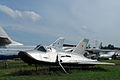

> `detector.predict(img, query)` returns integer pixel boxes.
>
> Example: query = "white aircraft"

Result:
[19,38,115,73]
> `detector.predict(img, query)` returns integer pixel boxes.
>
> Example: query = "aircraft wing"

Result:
[0,27,23,46]
[78,61,115,65]
[86,49,117,53]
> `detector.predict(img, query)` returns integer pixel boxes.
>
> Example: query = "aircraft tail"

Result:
[99,42,102,49]
[94,40,103,49]
[0,27,23,46]
[50,37,64,49]
[72,38,89,55]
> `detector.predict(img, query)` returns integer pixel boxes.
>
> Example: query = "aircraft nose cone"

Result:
[18,51,40,64]
[18,51,28,59]
[18,51,33,64]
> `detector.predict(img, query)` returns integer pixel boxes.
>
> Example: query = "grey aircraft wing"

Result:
[78,61,115,65]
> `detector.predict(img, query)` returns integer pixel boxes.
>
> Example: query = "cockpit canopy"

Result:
[34,45,47,52]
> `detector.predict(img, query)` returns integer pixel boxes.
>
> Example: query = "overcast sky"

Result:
[0,0,120,46]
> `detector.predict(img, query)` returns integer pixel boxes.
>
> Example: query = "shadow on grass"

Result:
[8,68,63,76]
[8,66,108,76]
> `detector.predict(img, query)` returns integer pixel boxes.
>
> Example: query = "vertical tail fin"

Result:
[50,37,64,49]
[0,27,23,46]
[99,42,102,49]
[94,40,99,49]
[94,40,102,49]
[72,38,89,55]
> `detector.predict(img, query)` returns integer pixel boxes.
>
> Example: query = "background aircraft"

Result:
[63,40,120,60]
[0,27,23,47]
[0,27,35,60]
[86,42,119,60]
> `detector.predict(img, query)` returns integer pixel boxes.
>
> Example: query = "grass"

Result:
[0,60,120,80]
